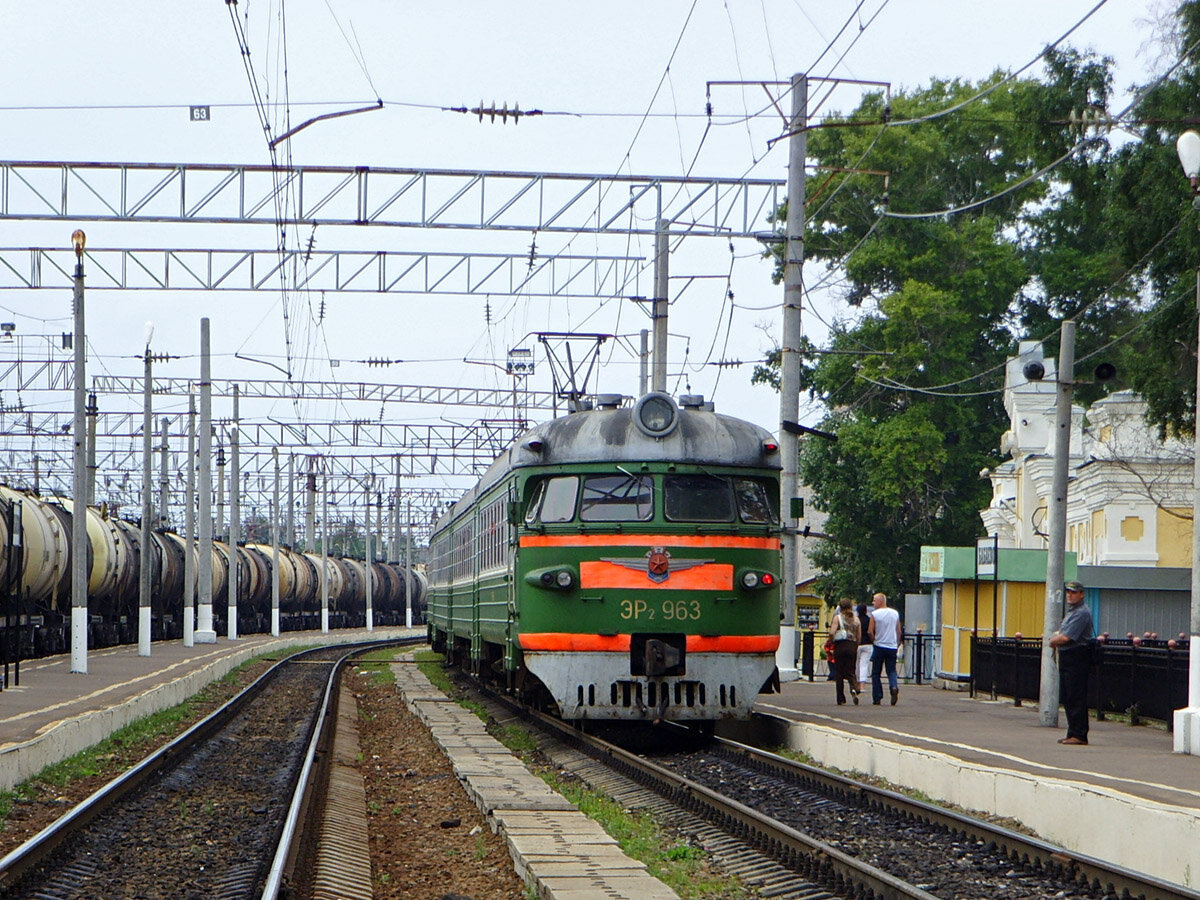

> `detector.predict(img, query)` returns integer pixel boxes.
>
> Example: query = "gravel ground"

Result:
[352,665,528,900]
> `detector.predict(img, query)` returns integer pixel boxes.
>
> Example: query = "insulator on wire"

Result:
[457,101,542,124]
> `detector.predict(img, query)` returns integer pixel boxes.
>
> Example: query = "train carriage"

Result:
[428,392,783,724]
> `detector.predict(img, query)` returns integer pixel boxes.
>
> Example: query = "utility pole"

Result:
[1039,320,1075,727]
[183,392,196,647]
[195,317,216,643]
[652,217,669,392]
[227,385,240,640]
[777,74,807,682]
[70,230,88,674]
[138,333,153,657]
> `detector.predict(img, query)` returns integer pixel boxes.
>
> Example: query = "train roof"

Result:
[435,393,780,528]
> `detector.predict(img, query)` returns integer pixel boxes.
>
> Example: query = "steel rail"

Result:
[482,688,940,900]
[713,734,1200,900]
[0,637,421,898]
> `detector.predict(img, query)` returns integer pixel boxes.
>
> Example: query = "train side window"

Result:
[523,480,546,525]
[734,477,779,524]
[528,476,578,524]
[664,474,735,522]
[579,474,653,522]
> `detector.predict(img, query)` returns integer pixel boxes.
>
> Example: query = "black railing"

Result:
[970,636,1191,729]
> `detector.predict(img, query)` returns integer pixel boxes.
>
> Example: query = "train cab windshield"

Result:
[523,472,778,525]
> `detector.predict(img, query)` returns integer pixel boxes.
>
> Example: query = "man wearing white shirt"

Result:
[867,592,902,706]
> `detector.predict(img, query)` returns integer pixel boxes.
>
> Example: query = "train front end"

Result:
[512,393,783,723]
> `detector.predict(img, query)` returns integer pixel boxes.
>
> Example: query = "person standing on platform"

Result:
[868,592,902,705]
[1049,580,1094,746]
[828,597,861,705]
[855,602,873,695]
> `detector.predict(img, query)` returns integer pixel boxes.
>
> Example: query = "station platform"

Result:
[753,677,1200,893]
[0,626,420,791]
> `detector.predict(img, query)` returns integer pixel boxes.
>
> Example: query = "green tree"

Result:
[757,56,1121,601]
[1099,1,1200,438]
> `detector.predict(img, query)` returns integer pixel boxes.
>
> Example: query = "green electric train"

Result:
[427,391,784,724]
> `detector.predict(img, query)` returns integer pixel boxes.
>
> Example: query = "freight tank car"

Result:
[427,392,783,725]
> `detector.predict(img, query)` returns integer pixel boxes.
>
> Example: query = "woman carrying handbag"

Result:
[829,597,862,705]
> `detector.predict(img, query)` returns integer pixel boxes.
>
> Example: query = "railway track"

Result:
[0,638,421,900]
[471,680,1200,900]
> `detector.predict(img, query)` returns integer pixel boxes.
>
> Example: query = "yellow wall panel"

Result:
[1157,506,1191,569]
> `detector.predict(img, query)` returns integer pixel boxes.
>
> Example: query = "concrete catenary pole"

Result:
[195,317,216,643]
[227,385,240,640]
[365,479,374,632]
[70,230,88,674]
[138,338,153,657]
[183,391,196,647]
[271,446,281,637]
[286,453,295,549]
[85,392,98,506]
[405,499,414,629]
[305,455,317,553]
[1038,319,1076,727]
[652,217,669,393]
[215,444,225,542]
[321,462,329,633]
[776,74,807,682]
[158,416,170,528]
[639,329,649,397]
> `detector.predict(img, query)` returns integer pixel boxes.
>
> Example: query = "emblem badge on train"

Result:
[600,547,715,583]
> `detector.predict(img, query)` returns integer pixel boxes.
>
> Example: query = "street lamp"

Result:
[1174,130,1200,755]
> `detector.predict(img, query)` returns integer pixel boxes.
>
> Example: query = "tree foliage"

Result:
[758,50,1134,602]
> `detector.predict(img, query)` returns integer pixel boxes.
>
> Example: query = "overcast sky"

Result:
[0,1,1164,518]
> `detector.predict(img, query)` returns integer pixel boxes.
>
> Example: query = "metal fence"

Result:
[798,629,941,684]
[970,636,1191,729]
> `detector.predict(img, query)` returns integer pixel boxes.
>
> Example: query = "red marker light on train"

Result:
[761,573,775,586]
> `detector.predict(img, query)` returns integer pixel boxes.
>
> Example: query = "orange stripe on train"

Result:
[520,534,780,549]
[580,560,733,591]
[517,633,780,653]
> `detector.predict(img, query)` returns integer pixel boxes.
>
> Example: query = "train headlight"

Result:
[633,392,679,438]
[742,571,760,589]
[526,566,577,592]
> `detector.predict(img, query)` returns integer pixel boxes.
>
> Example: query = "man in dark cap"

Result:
[1049,581,1094,745]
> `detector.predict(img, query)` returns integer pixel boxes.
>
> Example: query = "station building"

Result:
[919,341,1193,684]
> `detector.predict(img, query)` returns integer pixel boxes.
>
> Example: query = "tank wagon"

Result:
[427,392,783,725]
[0,486,426,658]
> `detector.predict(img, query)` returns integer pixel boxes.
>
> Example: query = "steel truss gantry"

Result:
[0,161,785,237]
[0,246,645,299]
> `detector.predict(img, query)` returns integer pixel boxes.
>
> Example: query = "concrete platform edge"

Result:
[770,713,1200,892]
[392,660,681,900]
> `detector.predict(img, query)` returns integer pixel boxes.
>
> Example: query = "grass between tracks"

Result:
[409,649,752,900]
